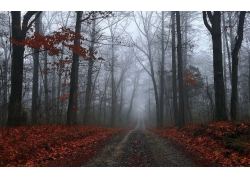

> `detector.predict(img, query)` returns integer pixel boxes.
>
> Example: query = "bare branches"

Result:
[203,11,212,34]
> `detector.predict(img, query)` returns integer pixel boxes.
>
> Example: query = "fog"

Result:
[1,11,250,129]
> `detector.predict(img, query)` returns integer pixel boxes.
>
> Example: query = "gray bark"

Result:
[230,12,246,121]
[203,11,228,122]
[83,13,96,125]
[0,36,10,125]
[67,11,83,125]
[171,11,179,127]
[8,11,40,126]
[176,11,185,128]
[159,11,164,129]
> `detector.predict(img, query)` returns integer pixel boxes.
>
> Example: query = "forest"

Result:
[1,11,250,167]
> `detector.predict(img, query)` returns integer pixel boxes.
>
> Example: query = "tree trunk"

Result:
[67,11,82,125]
[8,11,37,126]
[203,11,228,122]
[31,12,41,125]
[110,39,116,127]
[183,12,189,124]
[248,53,250,117]
[223,12,232,83]
[159,11,165,129]
[119,80,124,125]
[171,11,179,127]
[176,11,185,128]
[83,13,96,125]
[230,12,246,121]
[1,36,10,126]
[126,75,139,122]
[222,13,228,108]
[51,56,56,123]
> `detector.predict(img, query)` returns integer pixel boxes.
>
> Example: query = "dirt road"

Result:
[82,118,195,167]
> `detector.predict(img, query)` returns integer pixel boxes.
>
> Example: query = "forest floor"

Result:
[1,119,250,167]
[83,119,194,166]
[83,119,250,167]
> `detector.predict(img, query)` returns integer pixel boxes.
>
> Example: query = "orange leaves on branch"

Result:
[12,26,105,64]
[183,69,199,86]
[59,93,69,102]
[61,82,68,87]
[12,27,87,57]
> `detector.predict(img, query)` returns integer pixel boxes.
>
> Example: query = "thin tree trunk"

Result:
[56,50,64,122]
[83,13,96,125]
[51,57,56,122]
[126,75,139,121]
[176,11,185,128]
[183,12,189,124]
[171,11,179,127]
[222,12,228,108]
[67,11,83,125]
[44,51,50,123]
[230,11,246,121]
[119,80,124,125]
[248,53,250,117]
[223,13,232,83]
[159,11,165,129]
[1,37,10,125]
[148,84,151,122]
[110,39,116,127]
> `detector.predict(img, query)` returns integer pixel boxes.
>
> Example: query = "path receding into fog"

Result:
[82,117,195,167]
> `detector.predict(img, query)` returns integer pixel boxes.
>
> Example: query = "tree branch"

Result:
[232,11,246,55]
[203,11,212,34]
[207,11,213,24]
[22,11,41,34]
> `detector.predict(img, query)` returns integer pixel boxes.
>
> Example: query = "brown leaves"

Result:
[0,125,123,167]
[183,69,199,86]
[151,121,250,167]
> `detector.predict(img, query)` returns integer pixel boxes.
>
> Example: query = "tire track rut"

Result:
[83,118,195,167]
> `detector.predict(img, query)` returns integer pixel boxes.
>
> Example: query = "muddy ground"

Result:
[82,118,195,167]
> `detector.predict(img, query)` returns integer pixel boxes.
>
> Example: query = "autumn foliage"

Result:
[0,125,123,167]
[151,121,250,166]
[183,69,199,86]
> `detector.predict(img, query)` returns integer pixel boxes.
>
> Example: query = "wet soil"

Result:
[82,119,195,167]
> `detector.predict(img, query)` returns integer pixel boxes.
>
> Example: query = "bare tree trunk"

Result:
[8,11,38,126]
[43,51,50,123]
[230,12,246,121]
[248,53,250,117]
[176,11,185,128]
[159,11,165,129]
[83,13,96,125]
[98,73,110,124]
[110,39,116,127]
[56,50,64,123]
[183,12,189,124]
[222,13,228,109]
[1,36,10,126]
[171,11,179,127]
[40,14,50,124]
[118,80,124,125]
[203,11,228,122]
[51,56,56,123]
[126,75,139,122]
[223,13,232,83]
[67,11,83,125]
[148,84,151,122]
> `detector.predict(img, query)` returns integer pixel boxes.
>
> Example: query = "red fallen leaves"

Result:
[0,125,123,167]
[151,121,250,167]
